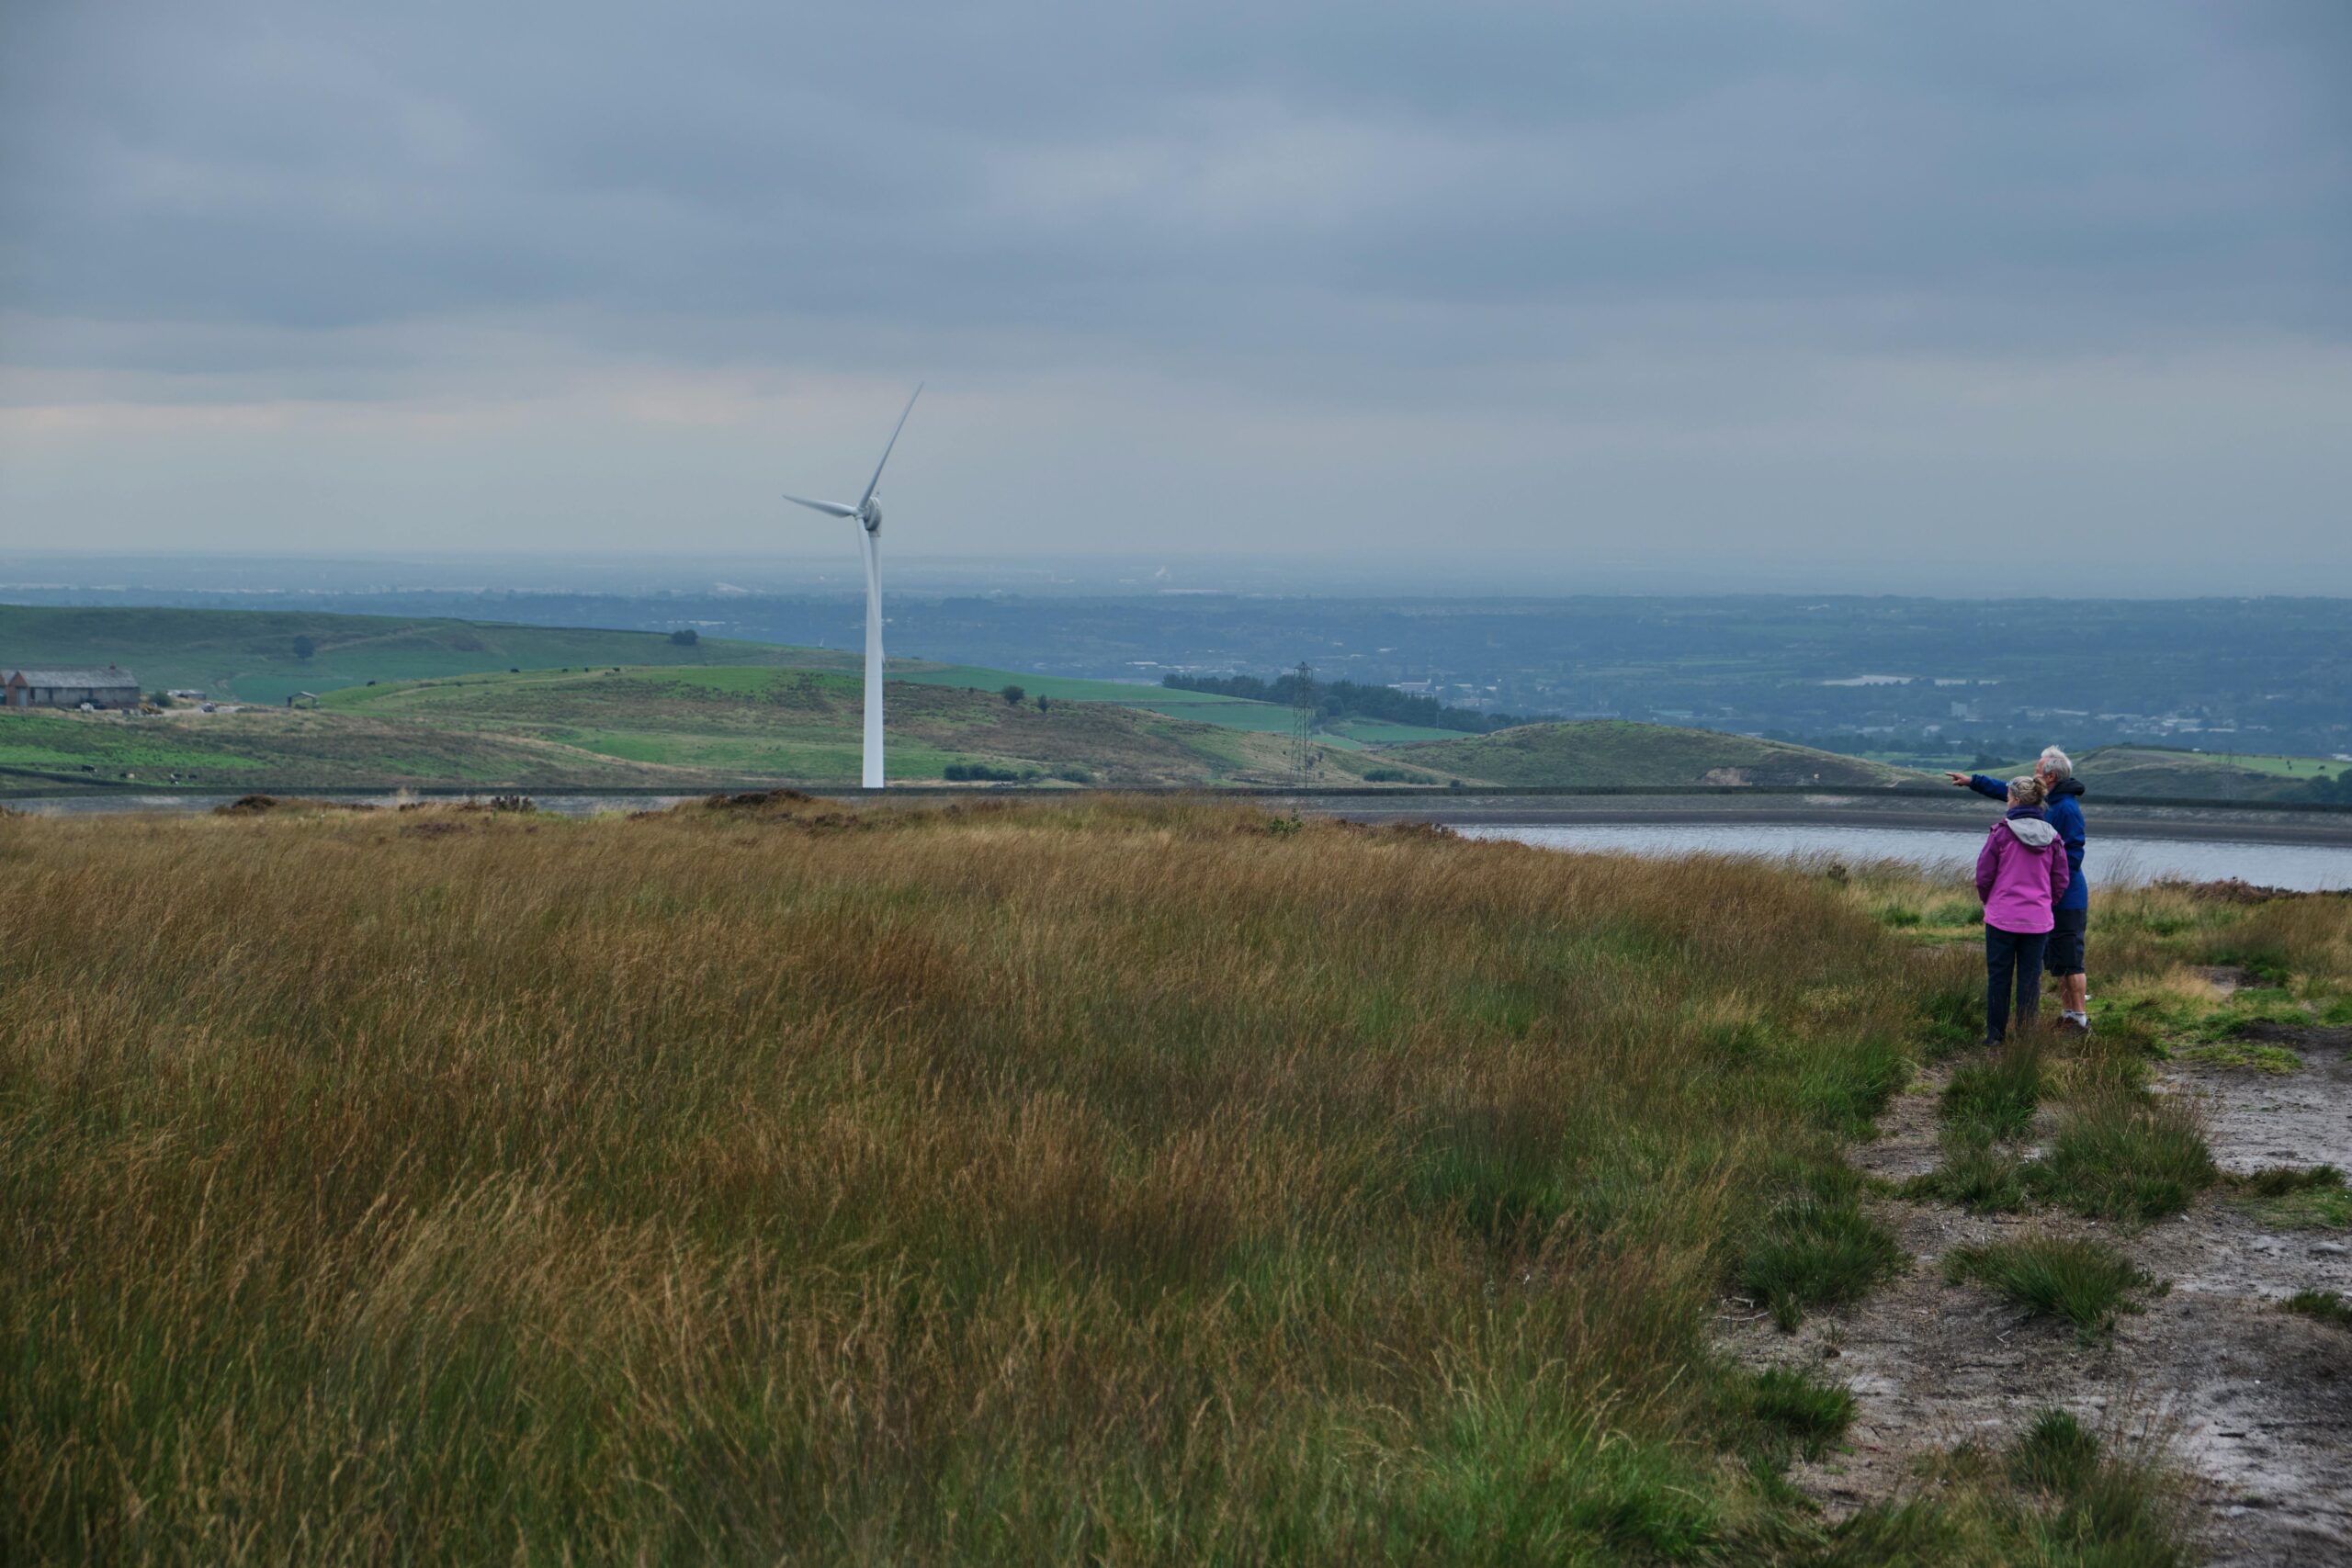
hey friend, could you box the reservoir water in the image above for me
[1457,822,2352,892]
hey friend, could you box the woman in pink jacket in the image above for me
[1974,775,2074,1043]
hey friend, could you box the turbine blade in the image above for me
[783,492,859,519]
[857,383,922,513]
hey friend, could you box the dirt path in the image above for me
[1724,1023,2352,1565]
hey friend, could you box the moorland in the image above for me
[4,795,2346,1562]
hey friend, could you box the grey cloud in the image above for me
[6,0,2346,375]
[3,0,2348,585]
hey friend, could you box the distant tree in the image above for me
[147,690,173,708]
[1036,694,1051,712]
[289,635,316,660]
[2297,772,2352,806]
[1001,684,1025,706]
[1161,671,1530,734]
[669,628,699,647]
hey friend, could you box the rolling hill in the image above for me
[0,665,1367,791]
[316,666,1327,786]
[2059,746,2347,803]
[53,605,2344,798]
[0,604,865,706]
[0,605,1324,739]
[1382,721,1921,788]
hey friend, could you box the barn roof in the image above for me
[5,665,139,686]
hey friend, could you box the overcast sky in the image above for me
[3,1,2347,592]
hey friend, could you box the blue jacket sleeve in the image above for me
[1965,773,2007,802]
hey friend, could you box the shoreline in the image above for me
[10,784,2352,847]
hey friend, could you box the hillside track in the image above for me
[1725,991,2352,1566]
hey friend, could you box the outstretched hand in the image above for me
[1944,772,1971,786]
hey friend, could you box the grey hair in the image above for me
[2038,746,2074,781]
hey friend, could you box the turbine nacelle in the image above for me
[860,498,882,534]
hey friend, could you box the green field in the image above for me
[1388,720,1923,789]
[0,607,1335,739]
[2080,748,2346,795]
[1958,747,2351,803]
[0,662,1356,791]
[2219,752,2351,780]
[894,665,1337,735]
[321,666,1326,785]
[1328,716,1468,746]
[0,604,877,707]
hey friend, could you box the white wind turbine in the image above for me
[783,385,922,789]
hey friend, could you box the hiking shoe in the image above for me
[2054,1015,2090,1037]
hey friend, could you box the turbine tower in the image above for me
[783,385,922,789]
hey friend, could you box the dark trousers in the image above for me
[1984,925,2050,1042]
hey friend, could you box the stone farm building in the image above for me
[2,665,141,710]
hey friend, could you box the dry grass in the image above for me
[0,795,1987,1563]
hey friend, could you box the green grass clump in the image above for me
[2234,1165,2352,1230]
[2006,1408,2104,1495]
[1731,1365,1857,1462]
[2173,1040,2304,1073]
[2034,1090,2215,1222]
[2283,1290,2352,1329]
[1939,1038,2042,1143]
[1943,1235,2155,1337]
[1794,1035,1911,1139]
[1903,1139,2033,1214]
[1826,1408,2188,1566]
[1738,1195,1906,1330]
[1917,986,1984,1057]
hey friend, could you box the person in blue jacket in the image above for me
[1948,747,2090,1032]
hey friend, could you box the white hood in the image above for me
[2002,817,2060,850]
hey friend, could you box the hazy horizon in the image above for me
[13,548,2352,603]
[6,3,2349,592]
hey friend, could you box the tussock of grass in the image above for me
[1940,1037,2042,1143]
[1738,1194,1907,1331]
[1903,1138,2033,1214]
[2173,1040,2304,1073]
[1735,1365,1857,1461]
[1826,1408,2188,1566]
[1795,1035,1911,1139]
[2036,1089,2216,1222]
[0,797,1941,1562]
[1944,1235,2156,1336]
[2005,1407,2103,1495]
[2234,1165,2352,1231]
[1917,985,1984,1058]
[2283,1290,2352,1330]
